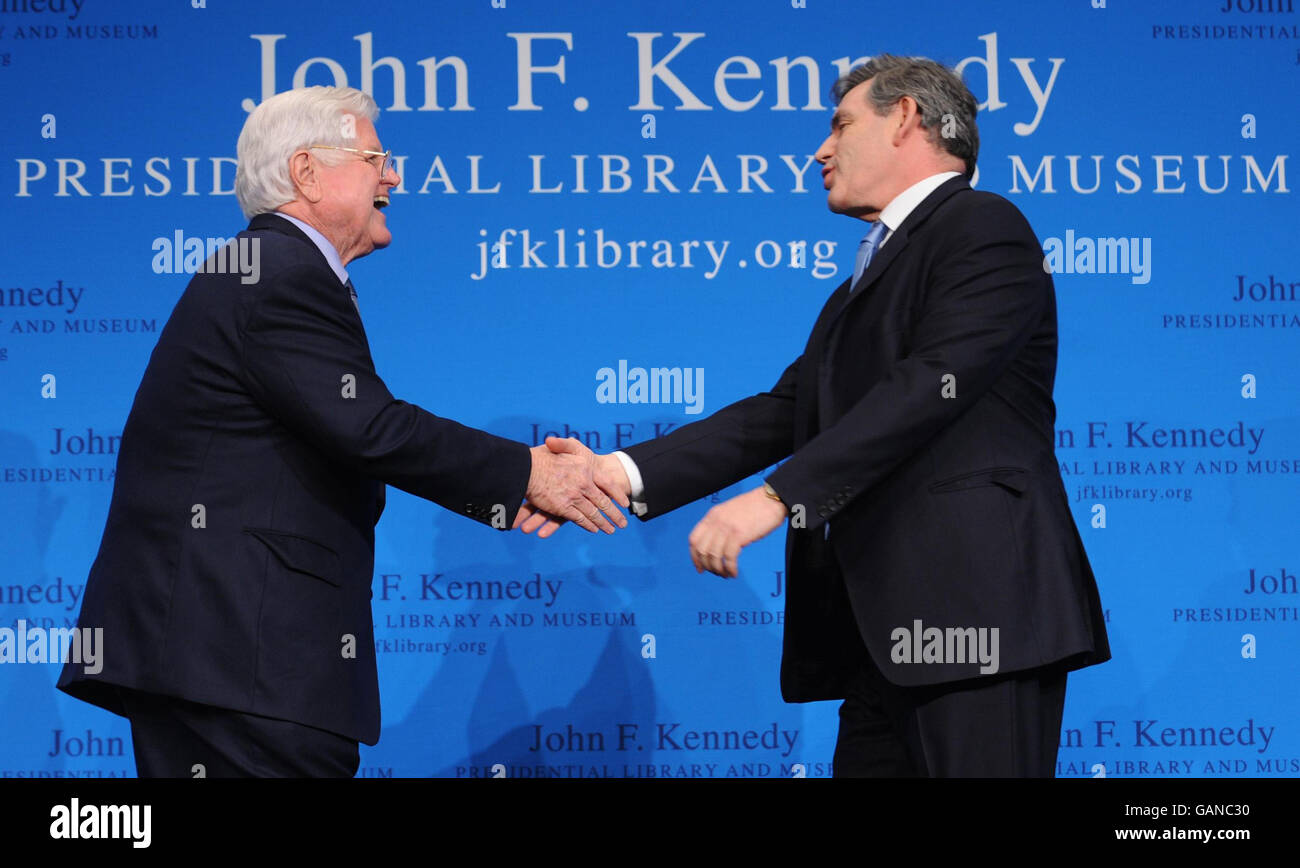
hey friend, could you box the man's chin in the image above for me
[825,199,856,217]
[824,192,853,215]
[345,237,389,263]
[826,199,879,221]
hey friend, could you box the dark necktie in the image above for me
[345,278,359,313]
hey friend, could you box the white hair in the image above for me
[235,86,379,219]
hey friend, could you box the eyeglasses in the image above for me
[309,145,393,179]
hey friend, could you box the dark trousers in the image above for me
[809,528,1067,778]
[831,647,1067,777]
[117,688,360,778]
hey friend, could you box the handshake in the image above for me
[516,436,631,538]
[516,436,789,579]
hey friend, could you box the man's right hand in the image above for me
[521,436,630,536]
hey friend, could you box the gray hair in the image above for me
[832,54,978,178]
[235,86,379,218]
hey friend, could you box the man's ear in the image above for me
[892,96,923,145]
[288,149,323,204]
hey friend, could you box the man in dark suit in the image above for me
[57,85,626,777]
[525,54,1109,776]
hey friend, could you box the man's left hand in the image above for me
[689,485,788,578]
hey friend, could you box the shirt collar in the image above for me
[876,171,963,246]
[273,211,350,286]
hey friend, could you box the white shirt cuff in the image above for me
[612,451,648,516]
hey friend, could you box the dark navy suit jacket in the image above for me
[58,214,530,744]
[624,176,1110,700]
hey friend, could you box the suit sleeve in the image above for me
[621,354,801,519]
[239,264,530,527]
[765,197,1048,530]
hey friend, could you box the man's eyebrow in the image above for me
[830,107,851,129]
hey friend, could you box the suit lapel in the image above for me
[247,213,368,331]
[829,175,970,330]
[247,213,386,521]
[798,277,852,444]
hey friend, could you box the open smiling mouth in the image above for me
[373,195,389,210]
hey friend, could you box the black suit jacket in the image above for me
[57,214,531,744]
[624,176,1109,701]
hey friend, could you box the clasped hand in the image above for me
[518,436,630,536]
[517,438,788,579]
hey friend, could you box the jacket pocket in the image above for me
[244,527,342,586]
[928,466,1029,495]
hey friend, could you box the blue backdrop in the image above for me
[1,0,1297,778]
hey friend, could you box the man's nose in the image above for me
[814,135,833,162]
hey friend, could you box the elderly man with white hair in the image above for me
[57,86,628,777]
